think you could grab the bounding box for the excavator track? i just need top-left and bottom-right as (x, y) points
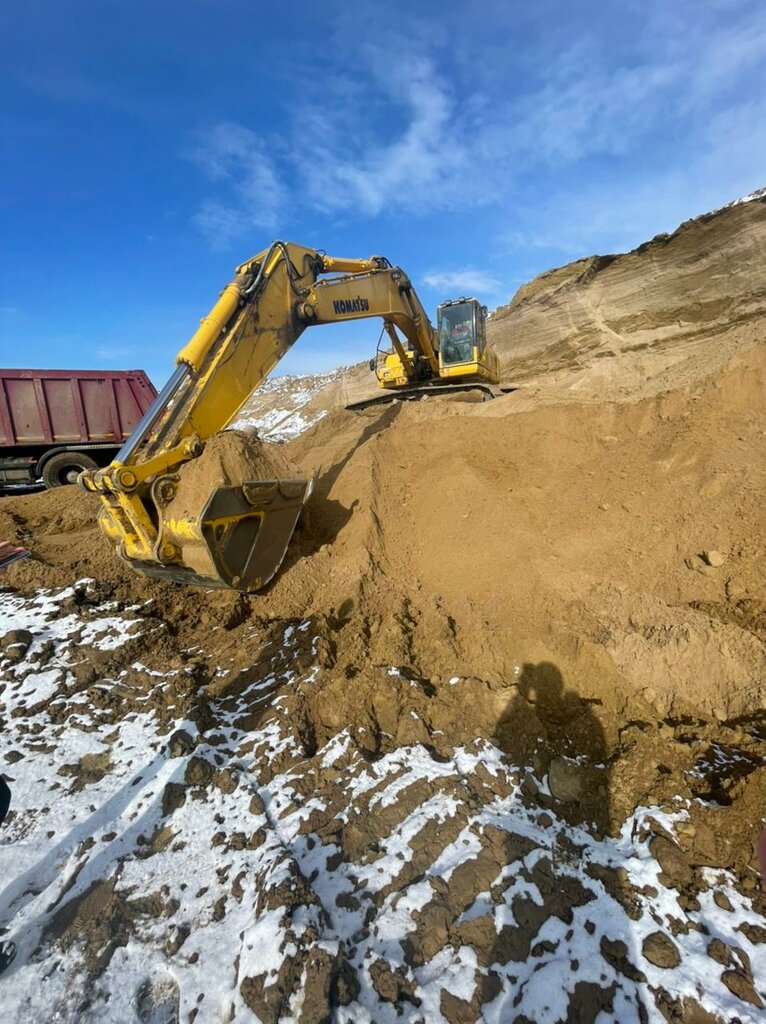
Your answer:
(346, 382), (517, 412)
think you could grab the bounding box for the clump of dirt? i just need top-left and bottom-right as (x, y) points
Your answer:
(41, 878), (133, 977)
(166, 429), (305, 523)
(41, 878), (177, 978)
(58, 750), (113, 790)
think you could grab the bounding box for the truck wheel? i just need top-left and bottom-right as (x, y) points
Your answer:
(40, 452), (99, 488)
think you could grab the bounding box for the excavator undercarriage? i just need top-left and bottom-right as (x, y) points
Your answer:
(346, 381), (509, 411)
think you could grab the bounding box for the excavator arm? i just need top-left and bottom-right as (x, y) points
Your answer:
(115, 242), (440, 470)
(298, 260), (440, 382)
(79, 241), (453, 591)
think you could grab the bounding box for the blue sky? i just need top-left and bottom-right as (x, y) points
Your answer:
(1, 0), (764, 385)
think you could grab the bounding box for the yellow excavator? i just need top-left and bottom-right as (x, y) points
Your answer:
(80, 241), (499, 592)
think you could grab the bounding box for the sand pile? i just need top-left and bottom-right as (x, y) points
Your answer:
(489, 190), (766, 400)
(2, 340), (764, 835)
(164, 429), (305, 522)
(0, 485), (128, 593)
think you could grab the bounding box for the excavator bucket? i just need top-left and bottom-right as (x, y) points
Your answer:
(165, 477), (312, 591)
(88, 423), (314, 594)
(101, 475), (313, 592)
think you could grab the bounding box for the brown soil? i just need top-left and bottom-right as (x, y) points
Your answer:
(3, 197), (766, 1022)
(491, 194), (766, 397)
(166, 429), (304, 523)
(0, 485), (129, 593)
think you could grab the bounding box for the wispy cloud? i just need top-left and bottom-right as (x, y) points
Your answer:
(423, 269), (501, 295)
(299, 51), (492, 216)
(498, 93), (766, 260)
(189, 123), (285, 247)
(187, 47), (499, 241)
(95, 346), (135, 360)
(188, 4), (766, 254)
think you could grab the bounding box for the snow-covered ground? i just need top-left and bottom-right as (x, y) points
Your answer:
(723, 186), (766, 209)
(1, 584), (765, 1022)
(232, 371), (344, 442)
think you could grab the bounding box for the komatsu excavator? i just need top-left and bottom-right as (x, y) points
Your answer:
(80, 241), (499, 592)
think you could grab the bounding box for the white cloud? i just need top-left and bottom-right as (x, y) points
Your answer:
(299, 51), (489, 216)
(497, 90), (766, 262)
(188, 48), (498, 241)
(422, 269), (501, 295)
(189, 123), (285, 246)
(500, 6), (766, 171)
(187, 6), (766, 250)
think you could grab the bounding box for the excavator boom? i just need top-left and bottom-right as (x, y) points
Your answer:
(80, 241), (499, 591)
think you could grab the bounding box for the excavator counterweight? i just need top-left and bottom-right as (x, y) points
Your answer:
(80, 241), (501, 591)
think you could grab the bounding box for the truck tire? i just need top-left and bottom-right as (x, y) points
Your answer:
(40, 451), (99, 488)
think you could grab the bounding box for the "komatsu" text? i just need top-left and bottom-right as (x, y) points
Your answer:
(333, 297), (370, 315)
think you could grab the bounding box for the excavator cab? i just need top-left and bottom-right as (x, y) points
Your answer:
(437, 298), (493, 379)
(376, 298), (496, 390)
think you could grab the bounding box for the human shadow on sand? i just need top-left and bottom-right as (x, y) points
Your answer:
(484, 662), (651, 1021)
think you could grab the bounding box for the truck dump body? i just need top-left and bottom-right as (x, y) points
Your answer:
(0, 369), (156, 447)
(0, 369), (157, 488)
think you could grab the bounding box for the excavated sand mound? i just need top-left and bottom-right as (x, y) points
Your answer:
(490, 192), (766, 398)
(166, 429), (305, 525)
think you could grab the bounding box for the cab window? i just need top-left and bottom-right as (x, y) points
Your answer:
(439, 304), (475, 365)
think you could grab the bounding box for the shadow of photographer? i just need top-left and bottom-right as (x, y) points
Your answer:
(494, 660), (610, 837)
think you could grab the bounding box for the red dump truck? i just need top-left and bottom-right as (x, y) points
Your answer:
(0, 369), (157, 489)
